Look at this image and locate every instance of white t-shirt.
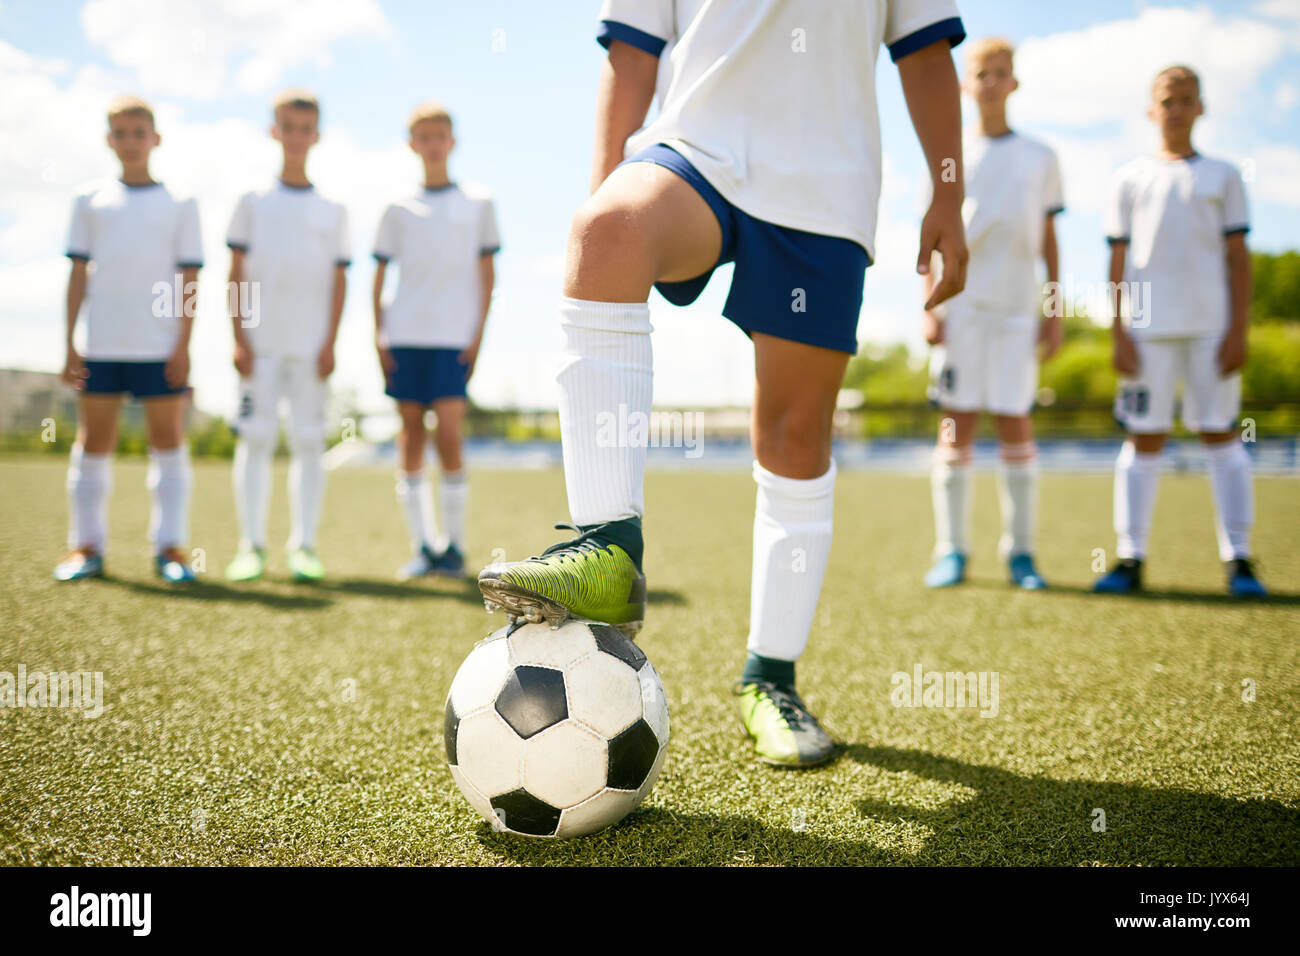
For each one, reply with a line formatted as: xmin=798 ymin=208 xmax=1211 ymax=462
xmin=226 ymin=181 xmax=351 ymax=358
xmin=1105 ymin=154 xmax=1249 ymax=340
xmin=946 ymin=130 xmax=1062 ymax=322
xmin=65 ymin=179 xmax=204 ymax=361
xmin=597 ymin=0 xmax=965 ymax=259
xmin=373 ymin=183 xmax=501 ymax=349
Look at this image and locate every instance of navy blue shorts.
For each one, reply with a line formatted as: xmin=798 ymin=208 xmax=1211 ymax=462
xmin=620 ymin=143 xmax=870 ymax=355
xmin=84 ymin=360 xmax=186 ymax=398
xmin=386 ymin=347 xmax=469 ymax=405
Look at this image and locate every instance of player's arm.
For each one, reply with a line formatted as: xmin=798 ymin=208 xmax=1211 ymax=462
xmin=63 ymin=259 xmax=88 ymax=387
xmin=1219 ymin=233 xmax=1252 ymax=376
xmin=1038 ymin=214 xmax=1063 ymax=361
xmin=228 ymin=248 xmax=254 ymax=377
xmin=898 ymin=40 xmax=968 ymax=308
xmin=1108 ymin=240 xmax=1138 ymax=375
xmin=921 ymin=268 xmax=943 ymax=345
xmin=318 ymin=263 xmax=346 ymax=380
xmin=590 ymin=39 xmax=658 ymax=194
xmin=166 ymin=265 xmax=198 ymax=389
xmin=373 ymin=259 xmax=394 ymax=378
xmin=460 ymin=254 xmax=495 ymax=381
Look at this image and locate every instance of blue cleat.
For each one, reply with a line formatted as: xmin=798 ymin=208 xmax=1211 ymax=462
xmin=1008 ymin=553 xmax=1048 ymax=590
xmin=155 ymin=547 xmax=197 ymax=584
xmin=1226 ymin=558 xmax=1267 ymax=598
xmin=925 ymin=552 xmax=966 ymax=588
xmin=1094 ymin=558 xmax=1142 ymax=594
xmin=430 ymin=543 xmax=466 ymax=578
xmin=54 ymin=549 xmax=104 ymax=582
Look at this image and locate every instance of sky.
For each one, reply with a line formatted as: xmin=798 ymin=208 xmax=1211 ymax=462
xmin=1 ymin=0 xmax=1298 ymax=420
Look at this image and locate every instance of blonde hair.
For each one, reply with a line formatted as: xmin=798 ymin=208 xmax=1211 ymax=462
xmin=966 ymin=36 xmax=1014 ymax=70
xmin=273 ymin=88 xmax=320 ymax=120
xmin=408 ymin=100 xmax=453 ymax=133
xmin=1153 ymin=65 xmax=1200 ymax=93
xmin=107 ymin=95 xmax=154 ymax=128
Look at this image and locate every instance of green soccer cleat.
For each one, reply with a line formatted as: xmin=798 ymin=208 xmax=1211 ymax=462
xmin=477 ymin=521 xmax=646 ymax=637
xmin=733 ymin=681 xmax=837 ymax=768
xmin=287 ymin=547 xmax=325 ymax=581
xmin=225 ymin=547 xmax=266 ymax=582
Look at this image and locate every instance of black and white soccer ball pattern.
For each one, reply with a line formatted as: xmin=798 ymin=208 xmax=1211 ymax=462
xmin=444 ymin=619 xmax=669 ymax=838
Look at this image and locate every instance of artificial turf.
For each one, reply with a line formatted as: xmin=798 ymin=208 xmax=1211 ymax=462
xmin=1 ymin=455 xmax=1296 ymax=865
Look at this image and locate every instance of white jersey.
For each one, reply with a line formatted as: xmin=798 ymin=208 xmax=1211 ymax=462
xmin=65 ymin=179 xmax=204 ymax=361
xmin=373 ymin=183 xmax=501 ymax=349
xmin=949 ymin=130 xmax=1062 ymax=322
xmin=1105 ymin=154 xmax=1249 ymax=340
xmin=226 ymin=181 xmax=351 ymax=358
xmin=598 ymin=0 xmax=965 ymax=258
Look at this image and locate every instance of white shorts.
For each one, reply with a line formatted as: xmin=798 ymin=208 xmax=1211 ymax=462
xmin=928 ymin=307 xmax=1038 ymax=416
xmin=1114 ymin=336 xmax=1241 ymax=434
xmin=234 ymin=354 xmax=328 ymax=445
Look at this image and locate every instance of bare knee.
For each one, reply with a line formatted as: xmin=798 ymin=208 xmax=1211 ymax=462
xmin=1130 ymin=433 xmax=1167 ymax=454
xmin=564 ymin=199 xmax=657 ymax=300
xmin=937 ymin=410 xmax=979 ymax=448
xmin=754 ymin=408 xmax=832 ymax=478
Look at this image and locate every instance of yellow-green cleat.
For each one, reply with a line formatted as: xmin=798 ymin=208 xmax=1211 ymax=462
xmin=478 ymin=521 xmax=646 ymax=638
xmin=733 ymin=681 xmax=837 ymax=768
xmin=287 ymin=547 xmax=325 ymax=581
xmin=225 ymin=547 xmax=265 ymax=582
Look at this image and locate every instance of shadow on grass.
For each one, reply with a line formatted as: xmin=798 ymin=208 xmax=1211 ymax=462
xmin=847 ymin=744 xmax=1300 ymax=866
xmin=305 ymin=575 xmax=485 ymax=605
xmin=95 ymin=574 xmax=332 ymax=610
xmin=1040 ymin=582 xmax=1300 ymax=607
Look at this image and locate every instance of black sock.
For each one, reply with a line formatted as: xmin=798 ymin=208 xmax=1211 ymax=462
xmin=580 ymin=516 xmax=644 ymax=571
xmin=742 ymin=652 xmax=795 ymax=689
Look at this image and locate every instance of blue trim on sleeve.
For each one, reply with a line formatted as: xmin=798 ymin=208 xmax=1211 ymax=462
xmin=66 ymin=251 xmax=90 ymax=261
xmin=177 ymin=261 xmax=203 ymax=269
xmin=1223 ymin=225 xmax=1250 ymax=237
xmin=479 ymin=245 xmax=501 ymax=257
xmin=373 ymin=252 xmax=392 ymax=263
xmin=888 ymin=16 xmax=966 ymax=62
xmin=1046 ymin=206 xmax=1065 ymax=217
xmin=1105 ymin=236 xmax=1129 ymax=245
xmin=226 ymin=241 xmax=249 ymax=252
xmin=597 ymin=20 xmax=667 ymax=57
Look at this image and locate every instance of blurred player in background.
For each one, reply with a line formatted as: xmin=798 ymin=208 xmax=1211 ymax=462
xmin=922 ymin=37 xmax=1064 ymax=590
xmin=1095 ymin=66 xmax=1266 ymax=598
xmin=373 ymin=102 xmax=500 ymax=581
xmin=56 ymin=96 xmax=203 ymax=584
xmin=224 ymin=90 xmax=350 ymax=583
xmin=478 ymin=0 xmax=969 ymax=767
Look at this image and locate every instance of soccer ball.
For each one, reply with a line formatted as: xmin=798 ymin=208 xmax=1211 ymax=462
xmin=444 ymin=619 xmax=669 ymax=838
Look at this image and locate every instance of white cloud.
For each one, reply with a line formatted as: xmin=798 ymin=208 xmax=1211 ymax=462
xmin=1275 ymin=81 xmax=1298 ymax=110
xmin=1248 ymin=144 xmax=1300 ymax=207
xmin=80 ymin=0 xmax=391 ymax=99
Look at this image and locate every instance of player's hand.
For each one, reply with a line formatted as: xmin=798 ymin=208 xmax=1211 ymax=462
xmin=317 ymin=342 xmax=335 ymax=380
xmin=922 ymin=310 xmax=944 ymax=346
xmin=917 ymin=199 xmax=968 ymax=311
xmin=1217 ymin=327 xmax=1247 ymax=377
xmin=165 ymin=348 xmax=190 ymax=389
xmin=62 ymin=349 xmax=87 ymax=389
xmin=1038 ymin=314 xmax=1063 ymax=363
xmin=377 ymin=343 xmax=396 ymax=382
xmin=1112 ymin=328 xmax=1139 ymax=377
xmin=233 ymin=339 xmax=254 ymax=378
xmin=459 ymin=338 xmax=481 ymax=382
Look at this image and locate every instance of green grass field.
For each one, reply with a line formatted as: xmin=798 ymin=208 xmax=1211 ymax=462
xmin=1 ymin=454 xmax=1297 ymax=866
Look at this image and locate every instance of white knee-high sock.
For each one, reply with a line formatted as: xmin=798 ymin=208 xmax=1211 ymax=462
xmin=288 ymin=436 xmax=326 ymax=551
xmin=746 ymin=459 xmax=836 ymax=663
xmin=438 ymin=470 xmax=468 ymax=552
xmin=67 ymin=444 xmax=112 ymax=553
xmin=1114 ymin=441 xmax=1162 ymax=560
xmin=396 ymin=470 xmax=437 ymax=554
xmin=997 ymin=441 xmax=1038 ymax=559
xmin=148 ymin=445 xmax=192 ymax=550
xmin=1205 ymin=441 xmax=1253 ymax=560
xmin=233 ymin=435 xmax=274 ymax=550
xmin=931 ymin=444 xmax=973 ymax=557
xmin=555 ymin=297 xmax=653 ymax=526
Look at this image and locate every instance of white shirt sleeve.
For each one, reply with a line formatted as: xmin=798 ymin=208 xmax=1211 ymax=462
xmin=335 ymin=205 xmax=352 ymax=266
xmin=479 ymin=198 xmax=501 ymax=256
xmin=884 ymin=0 xmax=965 ymax=62
xmin=1104 ymin=169 xmax=1131 ymax=244
xmin=373 ymin=204 xmax=399 ymax=262
xmin=1223 ymin=165 xmax=1249 ymax=235
xmin=597 ymin=0 xmax=674 ymax=56
xmin=66 ymin=192 xmax=92 ymax=260
xmin=176 ymin=196 xmax=204 ymax=268
xmin=1044 ymin=149 xmax=1065 ymax=216
xmin=226 ymin=192 xmax=253 ymax=252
